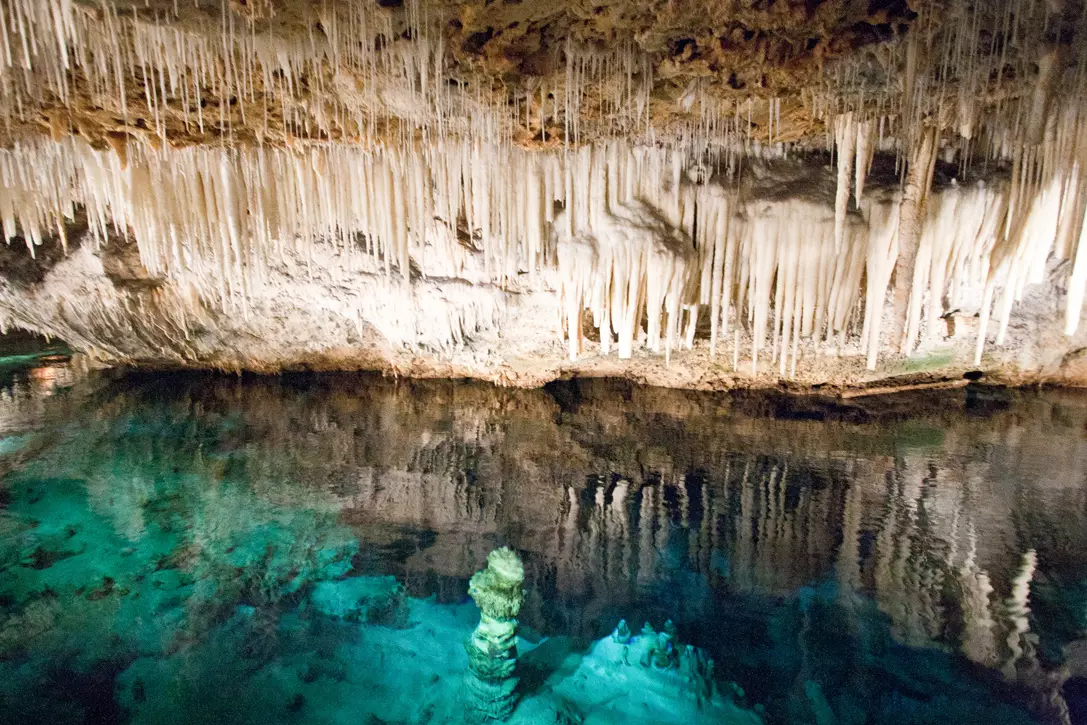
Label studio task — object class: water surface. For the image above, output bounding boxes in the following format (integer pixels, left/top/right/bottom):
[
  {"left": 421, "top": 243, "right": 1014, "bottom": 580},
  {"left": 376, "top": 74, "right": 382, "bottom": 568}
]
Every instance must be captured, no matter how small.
[{"left": 1, "top": 366, "right": 1086, "bottom": 724}]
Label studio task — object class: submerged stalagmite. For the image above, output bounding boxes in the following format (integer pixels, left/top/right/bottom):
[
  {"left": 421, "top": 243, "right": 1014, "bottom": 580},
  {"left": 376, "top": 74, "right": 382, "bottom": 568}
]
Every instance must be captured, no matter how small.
[
  {"left": 1, "top": 0, "right": 1086, "bottom": 389},
  {"left": 465, "top": 547, "right": 525, "bottom": 722}
]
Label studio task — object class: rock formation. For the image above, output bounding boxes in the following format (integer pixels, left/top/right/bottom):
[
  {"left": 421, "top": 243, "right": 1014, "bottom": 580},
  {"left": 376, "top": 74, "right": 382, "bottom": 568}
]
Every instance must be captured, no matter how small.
[
  {"left": 465, "top": 546, "right": 525, "bottom": 722},
  {"left": 1, "top": 1, "right": 1087, "bottom": 390}
]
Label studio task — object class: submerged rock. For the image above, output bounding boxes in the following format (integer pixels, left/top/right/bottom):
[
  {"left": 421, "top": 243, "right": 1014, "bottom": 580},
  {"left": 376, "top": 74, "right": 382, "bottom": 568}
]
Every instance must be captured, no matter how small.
[
  {"left": 465, "top": 547, "right": 526, "bottom": 723},
  {"left": 309, "top": 576, "right": 407, "bottom": 626},
  {"left": 515, "top": 625, "right": 763, "bottom": 725}
]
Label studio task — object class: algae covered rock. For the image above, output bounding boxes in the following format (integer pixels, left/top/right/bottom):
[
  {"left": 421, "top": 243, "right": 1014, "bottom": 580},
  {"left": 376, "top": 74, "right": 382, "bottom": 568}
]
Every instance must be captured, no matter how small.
[
  {"left": 513, "top": 619, "right": 764, "bottom": 725},
  {"left": 309, "top": 576, "right": 406, "bottom": 625},
  {"left": 468, "top": 547, "right": 525, "bottom": 620},
  {"left": 465, "top": 547, "right": 525, "bottom": 722}
]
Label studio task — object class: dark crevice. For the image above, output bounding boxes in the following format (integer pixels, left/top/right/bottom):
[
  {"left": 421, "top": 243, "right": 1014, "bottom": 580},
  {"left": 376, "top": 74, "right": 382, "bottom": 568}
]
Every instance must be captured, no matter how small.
[{"left": 462, "top": 28, "right": 495, "bottom": 55}]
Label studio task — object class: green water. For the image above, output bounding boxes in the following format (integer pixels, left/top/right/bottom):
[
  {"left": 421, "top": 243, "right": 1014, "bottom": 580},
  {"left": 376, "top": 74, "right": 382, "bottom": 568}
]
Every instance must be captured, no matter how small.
[{"left": 0, "top": 367, "right": 1085, "bottom": 724}]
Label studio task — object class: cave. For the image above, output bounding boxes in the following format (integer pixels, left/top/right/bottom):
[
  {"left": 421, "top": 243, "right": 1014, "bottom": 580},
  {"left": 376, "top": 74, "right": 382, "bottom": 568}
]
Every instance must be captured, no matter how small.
[{"left": 0, "top": 2, "right": 1085, "bottom": 724}]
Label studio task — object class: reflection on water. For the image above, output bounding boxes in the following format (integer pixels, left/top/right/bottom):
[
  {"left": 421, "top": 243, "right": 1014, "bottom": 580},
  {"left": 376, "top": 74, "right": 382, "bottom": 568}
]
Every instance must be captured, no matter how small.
[{"left": 1, "top": 368, "right": 1086, "bottom": 724}]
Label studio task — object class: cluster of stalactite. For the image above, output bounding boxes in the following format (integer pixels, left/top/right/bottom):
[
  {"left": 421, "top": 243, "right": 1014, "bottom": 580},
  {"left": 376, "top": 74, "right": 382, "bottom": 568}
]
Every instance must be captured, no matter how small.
[
  {"left": 0, "top": 0, "right": 660, "bottom": 145},
  {"left": 0, "top": 0, "right": 1086, "bottom": 374},
  {"left": 1, "top": 131, "right": 1081, "bottom": 372}
]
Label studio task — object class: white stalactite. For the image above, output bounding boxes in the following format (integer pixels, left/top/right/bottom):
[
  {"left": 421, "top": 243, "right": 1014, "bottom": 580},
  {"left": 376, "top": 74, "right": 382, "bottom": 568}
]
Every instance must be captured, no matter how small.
[
  {"left": 833, "top": 113, "right": 856, "bottom": 252},
  {"left": 3, "top": 131, "right": 1087, "bottom": 374}
]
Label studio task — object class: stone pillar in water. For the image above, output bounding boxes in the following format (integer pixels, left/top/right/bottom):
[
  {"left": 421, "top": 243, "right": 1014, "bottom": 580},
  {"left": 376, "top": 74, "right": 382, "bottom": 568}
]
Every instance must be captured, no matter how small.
[{"left": 464, "top": 547, "right": 525, "bottom": 722}]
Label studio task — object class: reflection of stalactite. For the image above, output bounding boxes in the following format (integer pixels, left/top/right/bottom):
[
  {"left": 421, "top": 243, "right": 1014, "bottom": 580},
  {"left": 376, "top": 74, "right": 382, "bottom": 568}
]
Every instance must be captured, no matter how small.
[
  {"left": 26, "top": 373, "right": 1087, "bottom": 702},
  {"left": 719, "top": 458, "right": 842, "bottom": 596},
  {"left": 0, "top": 361, "right": 86, "bottom": 435},
  {"left": 995, "top": 549, "right": 1072, "bottom": 725},
  {"left": 870, "top": 458, "right": 948, "bottom": 648},
  {"left": 606, "top": 479, "right": 630, "bottom": 591},
  {"left": 1003, "top": 550, "right": 1038, "bottom": 680},
  {"left": 733, "top": 460, "right": 754, "bottom": 592},
  {"left": 760, "top": 464, "right": 783, "bottom": 591},
  {"left": 587, "top": 483, "right": 603, "bottom": 592},
  {"left": 351, "top": 467, "right": 493, "bottom": 529},
  {"left": 638, "top": 483, "right": 657, "bottom": 590},
  {"left": 555, "top": 485, "right": 580, "bottom": 599},
  {"left": 959, "top": 524, "right": 998, "bottom": 668},
  {"left": 836, "top": 464, "right": 864, "bottom": 594},
  {"left": 654, "top": 480, "right": 672, "bottom": 576}
]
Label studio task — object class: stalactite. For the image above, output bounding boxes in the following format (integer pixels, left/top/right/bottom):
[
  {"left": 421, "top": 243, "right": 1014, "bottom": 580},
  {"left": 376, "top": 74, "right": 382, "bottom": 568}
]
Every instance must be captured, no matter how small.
[
  {"left": 854, "top": 120, "right": 877, "bottom": 208},
  {"left": 2, "top": 0, "right": 1087, "bottom": 377},
  {"left": 891, "top": 126, "right": 939, "bottom": 355},
  {"left": 1066, "top": 202, "right": 1087, "bottom": 335},
  {"left": 1025, "top": 46, "right": 1060, "bottom": 147},
  {"left": 834, "top": 113, "right": 857, "bottom": 251},
  {"left": 5, "top": 126, "right": 1087, "bottom": 375}
]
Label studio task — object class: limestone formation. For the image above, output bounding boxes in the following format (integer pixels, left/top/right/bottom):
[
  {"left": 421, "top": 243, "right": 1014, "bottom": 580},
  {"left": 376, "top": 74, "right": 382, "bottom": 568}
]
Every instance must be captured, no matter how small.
[
  {"left": 609, "top": 618, "right": 722, "bottom": 710},
  {"left": 611, "top": 619, "right": 632, "bottom": 644},
  {"left": 465, "top": 547, "right": 525, "bottom": 723},
  {"left": 1, "top": 1, "right": 1087, "bottom": 390}
]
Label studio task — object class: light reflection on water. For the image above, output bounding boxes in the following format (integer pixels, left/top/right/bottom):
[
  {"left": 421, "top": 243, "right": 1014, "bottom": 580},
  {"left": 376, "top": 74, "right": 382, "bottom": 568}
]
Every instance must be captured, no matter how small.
[{"left": 0, "top": 367, "right": 1086, "bottom": 724}]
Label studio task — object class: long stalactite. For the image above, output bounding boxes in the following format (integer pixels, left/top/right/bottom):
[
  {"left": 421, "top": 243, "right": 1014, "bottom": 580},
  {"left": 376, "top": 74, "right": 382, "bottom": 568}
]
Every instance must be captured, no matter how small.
[{"left": 0, "top": 0, "right": 1085, "bottom": 384}]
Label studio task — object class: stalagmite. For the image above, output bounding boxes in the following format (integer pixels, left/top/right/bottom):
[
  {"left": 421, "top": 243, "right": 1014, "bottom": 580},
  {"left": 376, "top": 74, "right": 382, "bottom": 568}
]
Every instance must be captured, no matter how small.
[{"left": 464, "top": 547, "right": 525, "bottom": 723}]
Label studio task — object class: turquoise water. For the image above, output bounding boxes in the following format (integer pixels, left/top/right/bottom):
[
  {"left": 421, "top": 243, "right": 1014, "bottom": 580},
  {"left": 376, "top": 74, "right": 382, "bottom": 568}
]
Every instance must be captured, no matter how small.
[{"left": 1, "top": 366, "right": 1086, "bottom": 724}]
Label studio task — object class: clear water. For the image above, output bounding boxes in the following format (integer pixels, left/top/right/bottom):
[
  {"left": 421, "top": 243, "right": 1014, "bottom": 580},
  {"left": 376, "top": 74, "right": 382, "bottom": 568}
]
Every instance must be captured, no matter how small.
[{"left": 1, "top": 365, "right": 1086, "bottom": 725}]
